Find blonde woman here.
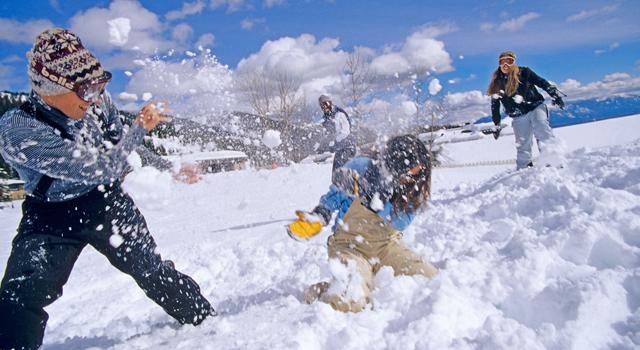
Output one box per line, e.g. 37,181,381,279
487,51,565,169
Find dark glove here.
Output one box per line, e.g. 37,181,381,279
552,95,565,109
548,87,566,109
493,129,501,140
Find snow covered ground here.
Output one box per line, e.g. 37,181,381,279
1,115,639,349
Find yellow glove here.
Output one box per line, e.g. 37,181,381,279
287,211,324,241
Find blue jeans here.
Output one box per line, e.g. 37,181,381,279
511,104,555,169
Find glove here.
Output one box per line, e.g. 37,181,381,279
548,87,565,109
552,95,565,109
287,211,325,241
493,129,501,140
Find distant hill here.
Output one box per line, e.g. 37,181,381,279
475,95,640,127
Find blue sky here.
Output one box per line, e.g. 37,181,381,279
0,0,639,121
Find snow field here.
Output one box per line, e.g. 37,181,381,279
0,116,639,349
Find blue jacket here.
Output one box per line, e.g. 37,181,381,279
313,156,415,232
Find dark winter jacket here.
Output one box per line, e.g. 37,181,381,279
490,66,558,125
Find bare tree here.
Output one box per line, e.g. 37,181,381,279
271,71,304,123
342,48,375,119
236,71,273,118
237,69,306,123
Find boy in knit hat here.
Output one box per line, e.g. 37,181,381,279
0,28,215,350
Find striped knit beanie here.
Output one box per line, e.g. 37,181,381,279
26,28,105,96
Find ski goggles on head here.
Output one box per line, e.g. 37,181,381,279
499,57,515,66
75,71,111,103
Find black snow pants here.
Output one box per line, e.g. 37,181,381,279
0,183,213,350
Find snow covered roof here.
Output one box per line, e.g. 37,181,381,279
164,150,248,163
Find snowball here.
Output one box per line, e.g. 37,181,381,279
429,78,442,95
262,130,282,149
142,92,153,101
109,234,124,248
513,95,524,104
370,192,384,211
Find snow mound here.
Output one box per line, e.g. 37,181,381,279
1,136,638,349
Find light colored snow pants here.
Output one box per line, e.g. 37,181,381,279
304,200,437,312
511,103,555,169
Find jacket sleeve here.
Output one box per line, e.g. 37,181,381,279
526,67,556,95
334,109,351,143
0,110,146,184
491,97,502,125
312,185,351,224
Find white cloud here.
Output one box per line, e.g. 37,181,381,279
237,34,347,80
69,0,170,54
594,41,620,55
480,23,494,33
236,34,348,106
166,0,206,21
496,12,540,32
0,18,55,44
172,23,194,43
49,0,62,12
557,72,640,100
442,90,490,123
370,25,453,76
263,0,285,8
210,0,247,12
196,33,216,47
566,5,618,22
241,17,265,30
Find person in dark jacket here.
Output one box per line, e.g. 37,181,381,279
287,135,438,312
487,51,565,169
0,28,214,350
318,95,357,170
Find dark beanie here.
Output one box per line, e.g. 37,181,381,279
383,135,430,177
26,28,105,96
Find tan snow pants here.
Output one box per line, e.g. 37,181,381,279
304,199,437,312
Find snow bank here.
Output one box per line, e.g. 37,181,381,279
0,119,638,349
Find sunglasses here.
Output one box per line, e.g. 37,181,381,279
499,57,515,66
31,60,111,103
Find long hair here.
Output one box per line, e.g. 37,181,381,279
383,135,432,214
486,64,521,97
